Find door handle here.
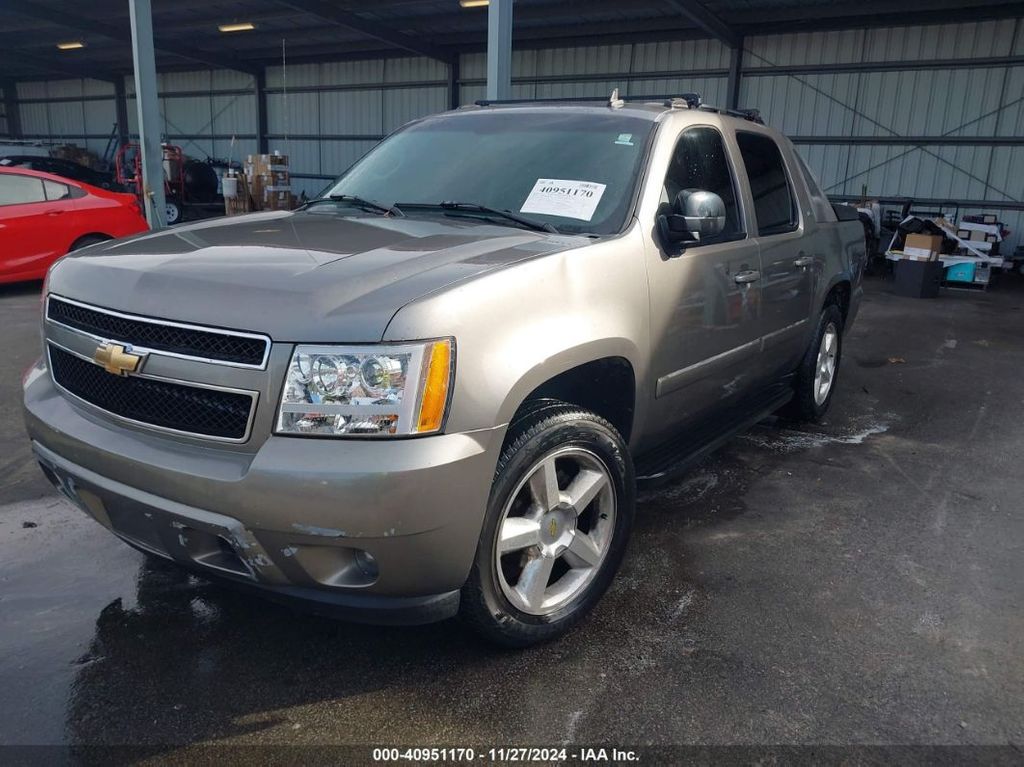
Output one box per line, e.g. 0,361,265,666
734,270,761,284
794,255,814,268
46,210,64,216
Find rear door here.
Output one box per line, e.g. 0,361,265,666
642,124,763,448
734,131,814,375
40,177,84,243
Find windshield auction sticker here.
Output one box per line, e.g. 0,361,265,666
521,179,607,221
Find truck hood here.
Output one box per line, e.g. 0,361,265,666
48,209,587,342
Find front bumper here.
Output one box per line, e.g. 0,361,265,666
24,363,503,625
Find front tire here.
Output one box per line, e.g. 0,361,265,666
784,303,844,422
460,404,635,647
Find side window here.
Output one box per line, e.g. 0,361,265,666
736,132,798,236
794,152,836,223
0,175,46,206
662,126,743,244
43,180,71,201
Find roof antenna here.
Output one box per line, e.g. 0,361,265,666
608,88,625,109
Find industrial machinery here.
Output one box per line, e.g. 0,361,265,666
114,143,223,224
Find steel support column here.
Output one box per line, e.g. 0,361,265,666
114,76,129,148
486,0,513,101
2,81,22,138
448,55,460,110
255,69,269,154
128,0,165,229
727,42,743,109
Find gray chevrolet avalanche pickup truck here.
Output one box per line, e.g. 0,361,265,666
23,98,864,646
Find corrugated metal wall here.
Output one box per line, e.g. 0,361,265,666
5,18,1022,251
126,70,258,164
264,56,449,198
742,18,1024,253
15,78,116,156
458,40,730,104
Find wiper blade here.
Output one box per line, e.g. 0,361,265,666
395,201,558,233
302,194,403,217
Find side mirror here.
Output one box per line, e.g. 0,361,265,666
657,189,727,248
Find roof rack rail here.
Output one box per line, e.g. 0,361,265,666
471,94,764,124
474,94,697,107
663,93,702,109
695,103,764,124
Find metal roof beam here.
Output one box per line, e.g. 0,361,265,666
663,0,740,48
730,0,1024,31
275,1,454,64
4,0,259,75
0,48,119,83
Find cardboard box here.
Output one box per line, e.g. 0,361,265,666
904,233,943,260
957,221,1001,239
263,185,293,211
248,153,289,174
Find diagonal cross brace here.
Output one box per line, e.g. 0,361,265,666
275,1,454,64
663,0,741,48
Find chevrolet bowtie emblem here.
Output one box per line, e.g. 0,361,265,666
94,343,143,376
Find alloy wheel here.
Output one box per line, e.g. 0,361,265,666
494,446,616,616
814,322,839,406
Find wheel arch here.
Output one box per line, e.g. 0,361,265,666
68,233,113,252
496,343,639,445
822,276,852,326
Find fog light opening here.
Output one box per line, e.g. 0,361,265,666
354,549,379,580
38,462,61,489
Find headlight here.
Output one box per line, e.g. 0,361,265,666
276,339,453,437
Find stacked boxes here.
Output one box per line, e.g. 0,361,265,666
245,152,293,212
955,219,1003,255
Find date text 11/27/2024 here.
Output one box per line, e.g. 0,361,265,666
372,747,641,762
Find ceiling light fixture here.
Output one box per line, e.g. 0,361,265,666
218,22,256,33
459,0,489,7
56,41,86,50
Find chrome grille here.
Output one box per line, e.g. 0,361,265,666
47,296,269,368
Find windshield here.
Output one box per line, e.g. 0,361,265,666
322,110,656,235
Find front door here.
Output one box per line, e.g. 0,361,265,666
643,125,763,450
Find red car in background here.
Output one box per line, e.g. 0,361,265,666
0,167,149,284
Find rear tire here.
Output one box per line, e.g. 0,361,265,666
783,303,844,422
460,403,635,647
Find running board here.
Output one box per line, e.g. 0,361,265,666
635,386,794,490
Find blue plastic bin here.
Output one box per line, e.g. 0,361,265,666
945,263,975,283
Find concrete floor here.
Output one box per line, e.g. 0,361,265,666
1,276,1022,750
